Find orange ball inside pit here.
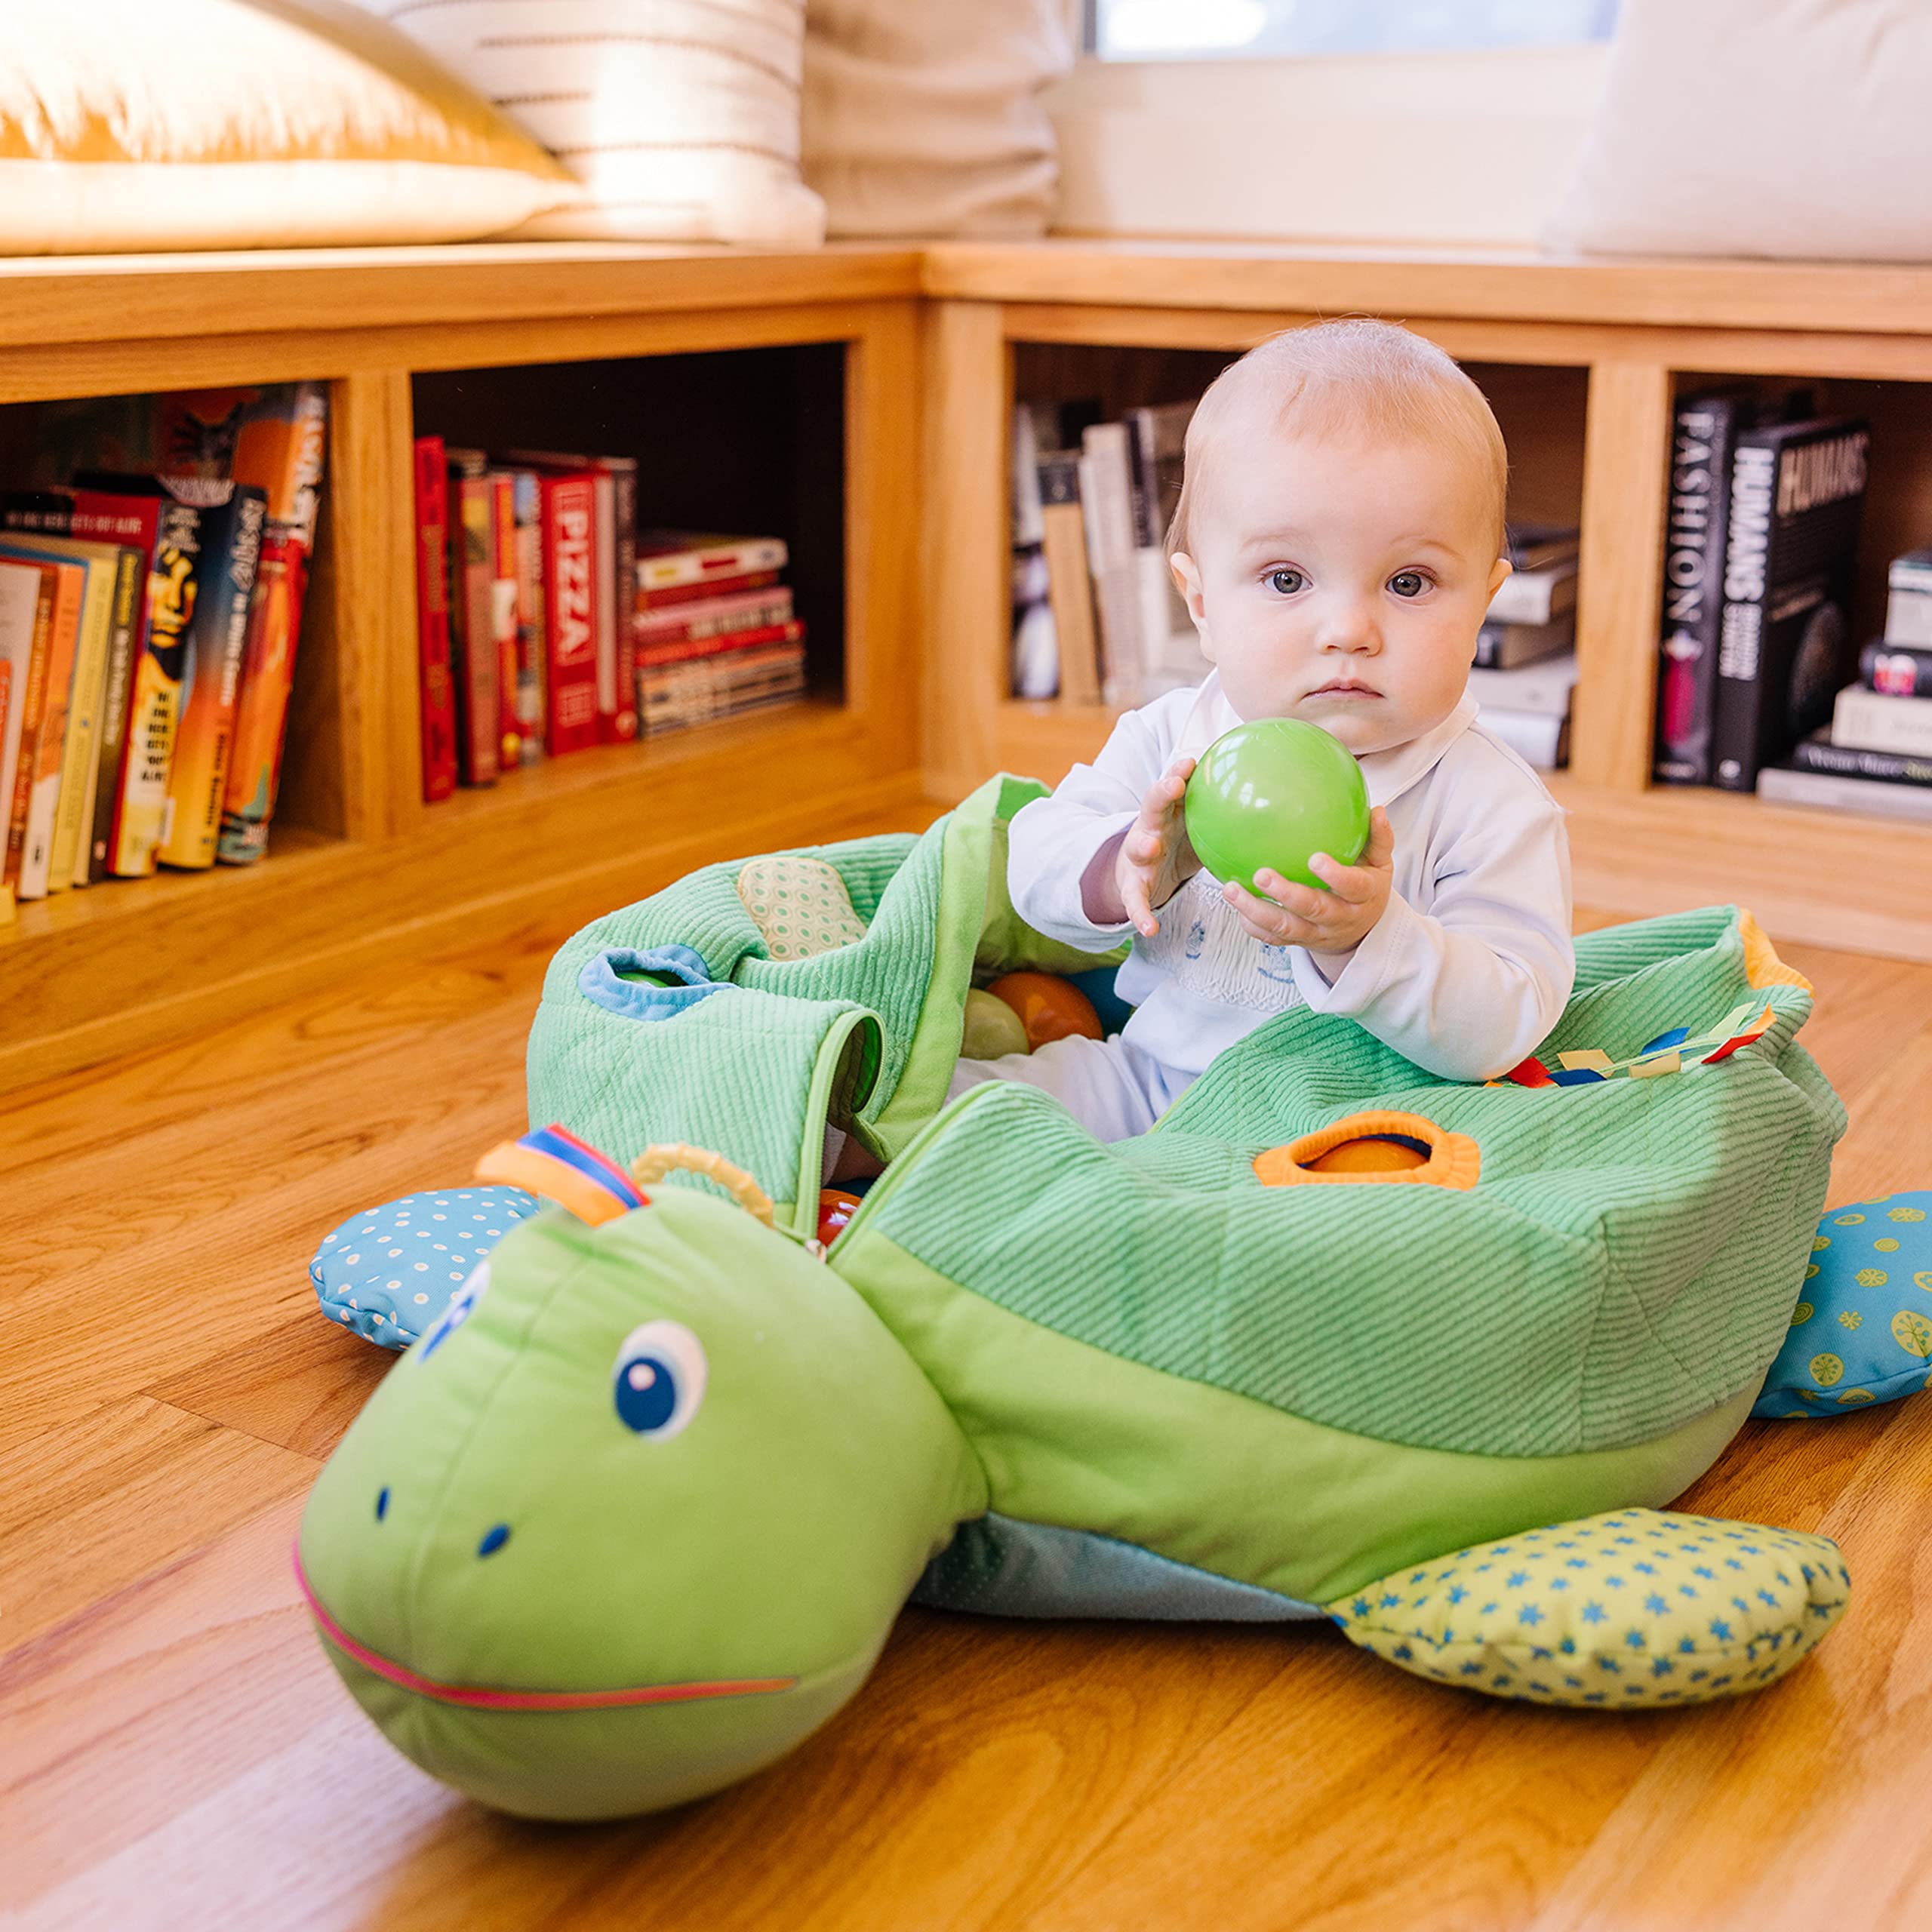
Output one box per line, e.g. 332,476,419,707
986,971,1104,1051
1304,1136,1431,1174
816,1188,863,1246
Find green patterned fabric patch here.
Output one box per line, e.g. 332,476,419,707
1328,1509,1849,1706
735,854,869,960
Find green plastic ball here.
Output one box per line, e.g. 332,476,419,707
1183,718,1371,895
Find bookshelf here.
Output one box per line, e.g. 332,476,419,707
6,236,1932,1091
917,242,1932,968
0,245,924,1091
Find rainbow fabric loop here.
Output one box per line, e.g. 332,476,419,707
475,1125,648,1226
1494,999,1778,1091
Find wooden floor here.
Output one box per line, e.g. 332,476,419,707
7,857,1932,1932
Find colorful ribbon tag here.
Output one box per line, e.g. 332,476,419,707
475,1124,647,1226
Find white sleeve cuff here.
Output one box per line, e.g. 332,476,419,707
1291,890,1417,1014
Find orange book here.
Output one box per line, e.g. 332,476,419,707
0,550,82,898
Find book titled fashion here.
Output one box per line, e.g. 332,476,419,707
1711,415,1870,792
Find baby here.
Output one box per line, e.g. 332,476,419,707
960,318,1576,1140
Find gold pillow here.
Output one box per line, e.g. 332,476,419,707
0,0,580,253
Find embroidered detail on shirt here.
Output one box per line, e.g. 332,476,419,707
1143,872,1307,1014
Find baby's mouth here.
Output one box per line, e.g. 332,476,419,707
1306,681,1382,700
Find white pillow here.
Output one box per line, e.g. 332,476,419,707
0,0,576,254
801,0,1076,238
1542,0,1932,261
362,0,824,247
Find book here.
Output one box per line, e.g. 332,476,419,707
506,469,543,763
1478,706,1570,771
0,534,139,894
445,452,500,787
1758,763,1932,824
0,561,57,896
600,457,638,746
637,619,805,670
0,563,47,897
1884,548,1932,647
540,471,601,756
0,488,171,881
1037,451,1101,707
1832,682,1932,758
488,470,521,771
411,436,457,803
641,643,805,735
158,485,268,869
0,548,82,898
635,585,794,648
1654,393,1750,784
635,568,781,612
1486,558,1577,628
1712,416,1870,791
1862,640,1932,698
1125,400,1198,693
1475,611,1574,671
1467,651,1577,719
1078,420,1142,707
1503,521,1581,571
1789,731,1932,787
217,533,308,863
635,531,787,595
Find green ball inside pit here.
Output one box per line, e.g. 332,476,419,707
1183,718,1371,895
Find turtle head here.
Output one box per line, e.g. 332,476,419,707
297,1166,980,1820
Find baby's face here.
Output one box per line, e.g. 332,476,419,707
1173,426,1509,755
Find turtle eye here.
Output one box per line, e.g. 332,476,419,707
612,1320,707,1438
420,1262,489,1359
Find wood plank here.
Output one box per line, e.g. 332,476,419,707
0,244,923,352
926,239,1932,338
0,1398,316,1649
919,303,1011,801
1572,360,1674,789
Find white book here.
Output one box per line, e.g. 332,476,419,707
1468,652,1577,719
1478,706,1569,770
1487,559,1578,628
1078,422,1143,707
1832,682,1932,758
1759,764,1932,824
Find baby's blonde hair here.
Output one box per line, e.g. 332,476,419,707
1167,319,1510,562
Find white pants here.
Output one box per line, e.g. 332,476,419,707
946,1033,1195,1143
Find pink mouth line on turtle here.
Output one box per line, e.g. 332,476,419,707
292,1548,798,1712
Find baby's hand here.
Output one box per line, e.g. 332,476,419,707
1117,757,1199,938
1222,808,1395,956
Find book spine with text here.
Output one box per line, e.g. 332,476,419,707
1654,393,1743,784
490,470,521,771
449,467,499,786
411,438,457,802
540,472,601,756
1862,640,1932,697
217,533,309,862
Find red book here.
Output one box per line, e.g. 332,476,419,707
635,531,787,595
635,584,793,647
636,619,805,670
411,437,457,802
540,472,600,756
636,568,780,613
489,470,521,771
447,455,499,787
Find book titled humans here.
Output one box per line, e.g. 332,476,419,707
1712,417,1869,792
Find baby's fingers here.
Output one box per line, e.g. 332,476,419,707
1121,867,1158,940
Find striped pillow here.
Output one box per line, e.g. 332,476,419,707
364,0,825,246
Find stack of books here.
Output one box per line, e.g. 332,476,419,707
1760,549,1932,823
0,383,328,909
633,532,804,736
1010,397,1201,709
1652,388,1870,792
413,440,641,796
1469,522,1580,770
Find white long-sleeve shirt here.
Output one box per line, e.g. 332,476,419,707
1008,674,1575,1084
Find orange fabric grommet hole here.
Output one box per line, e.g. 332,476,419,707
1254,1111,1481,1190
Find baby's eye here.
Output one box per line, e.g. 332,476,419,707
1266,568,1306,596
1388,571,1431,598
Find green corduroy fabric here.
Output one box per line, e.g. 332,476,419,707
852,907,1844,1461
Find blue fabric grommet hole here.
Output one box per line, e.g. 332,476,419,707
579,944,734,1021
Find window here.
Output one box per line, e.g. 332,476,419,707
1090,0,1620,61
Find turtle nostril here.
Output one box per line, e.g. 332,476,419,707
376,1487,390,1522
477,1523,511,1558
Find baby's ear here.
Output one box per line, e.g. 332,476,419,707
1170,551,1211,649
1487,555,1513,600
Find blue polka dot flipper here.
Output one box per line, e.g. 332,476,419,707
309,1186,540,1348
